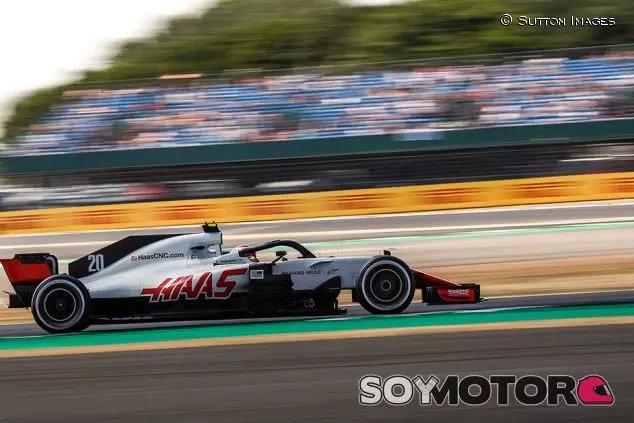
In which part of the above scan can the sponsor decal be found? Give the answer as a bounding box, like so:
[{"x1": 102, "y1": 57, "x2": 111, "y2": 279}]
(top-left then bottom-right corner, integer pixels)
[
  {"x1": 510, "y1": 181, "x2": 579, "y2": 199},
  {"x1": 419, "y1": 187, "x2": 481, "y2": 205},
  {"x1": 155, "y1": 204, "x2": 216, "y2": 222},
  {"x1": 602, "y1": 177, "x2": 634, "y2": 194},
  {"x1": 243, "y1": 199, "x2": 299, "y2": 216},
  {"x1": 444, "y1": 289, "x2": 471, "y2": 298},
  {"x1": 359, "y1": 374, "x2": 614, "y2": 407},
  {"x1": 250, "y1": 269, "x2": 264, "y2": 280},
  {"x1": 73, "y1": 209, "x2": 125, "y2": 226},
  {"x1": 141, "y1": 268, "x2": 247, "y2": 302},
  {"x1": 282, "y1": 270, "x2": 321, "y2": 276},
  {"x1": 327, "y1": 268, "x2": 340, "y2": 275},
  {"x1": 131, "y1": 252, "x2": 186, "y2": 262},
  {"x1": 436, "y1": 287, "x2": 476, "y2": 303},
  {"x1": 333, "y1": 193, "x2": 388, "y2": 211},
  {"x1": 2, "y1": 215, "x2": 45, "y2": 231},
  {"x1": 215, "y1": 258, "x2": 244, "y2": 265}
]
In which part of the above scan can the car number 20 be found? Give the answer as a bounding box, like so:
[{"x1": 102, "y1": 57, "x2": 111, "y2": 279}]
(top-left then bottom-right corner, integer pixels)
[{"x1": 88, "y1": 254, "x2": 105, "y2": 272}]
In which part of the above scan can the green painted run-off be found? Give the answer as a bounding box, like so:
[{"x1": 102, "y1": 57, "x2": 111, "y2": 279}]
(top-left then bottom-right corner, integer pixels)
[{"x1": 1, "y1": 303, "x2": 633, "y2": 351}]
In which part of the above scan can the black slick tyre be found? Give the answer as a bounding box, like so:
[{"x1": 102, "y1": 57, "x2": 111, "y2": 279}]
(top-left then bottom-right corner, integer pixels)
[
  {"x1": 31, "y1": 275, "x2": 91, "y2": 334},
  {"x1": 355, "y1": 256, "x2": 415, "y2": 314}
]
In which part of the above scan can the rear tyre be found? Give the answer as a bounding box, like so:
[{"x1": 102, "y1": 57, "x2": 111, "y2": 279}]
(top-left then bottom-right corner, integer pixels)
[
  {"x1": 31, "y1": 275, "x2": 91, "y2": 334},
  {"x1": 356, "y1": 257, "x2": 415, "y2": 314}
]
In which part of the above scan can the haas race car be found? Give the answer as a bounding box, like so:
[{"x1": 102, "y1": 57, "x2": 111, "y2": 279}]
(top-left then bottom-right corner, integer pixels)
[{"x1": 1, "y1": 223, "x2": 481, "y2": 333}]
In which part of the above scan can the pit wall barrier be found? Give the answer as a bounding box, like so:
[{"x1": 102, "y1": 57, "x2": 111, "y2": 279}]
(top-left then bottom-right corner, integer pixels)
[{"x1": 2, "y1": 172, "x2": 634, "y2": 235}]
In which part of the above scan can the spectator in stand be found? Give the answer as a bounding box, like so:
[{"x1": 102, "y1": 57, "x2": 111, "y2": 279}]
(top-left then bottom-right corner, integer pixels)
[{"x1": 6, "y1": 52, "x2": 634, "y2": 156}]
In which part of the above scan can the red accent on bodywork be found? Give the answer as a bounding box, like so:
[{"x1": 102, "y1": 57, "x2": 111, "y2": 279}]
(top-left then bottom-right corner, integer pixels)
[
  {"x1": 0, "y1": 258, "x2": 52, "y2": 285},
  {"x1": 141, "y1": 272, "x2": 218, "y2": 302},
  {"x1": 182, "y1": 272, "x2": 211, "y2": 300},
  {"x1": 201, "y1": 272, "x2": 215, "y2": 299},
  {"x1": 437, "y1": 288, "x2": 477, "y2": 303},
  {"x1": 141, "y1": 269, "x2": 243, "y2": 303},
  {"x1": 161, "y1": 276, "x2": 186, "y2": 301},
  {"x1": 141, "y1": 277, "x2": 173, "y2": 302},
  {"x1": 411, "y1": 269, "x2": 461, "y2": 288},
  {"x1": 169, "y1": 277, "x2": 187, "y2": 301},
  {"x1": 215, "y1": 268, "x2": 246, "y2": 299}
]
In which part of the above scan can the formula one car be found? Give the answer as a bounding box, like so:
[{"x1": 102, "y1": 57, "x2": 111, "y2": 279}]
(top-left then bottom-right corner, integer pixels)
[{"x1": 1, "y1": 223, "x2": 481, "y2": 333}]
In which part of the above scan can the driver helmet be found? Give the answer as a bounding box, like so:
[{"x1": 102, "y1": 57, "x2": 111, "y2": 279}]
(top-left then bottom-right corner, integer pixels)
[{"x1": 236, "y1": 244, "x2": 259, "y2": 262}]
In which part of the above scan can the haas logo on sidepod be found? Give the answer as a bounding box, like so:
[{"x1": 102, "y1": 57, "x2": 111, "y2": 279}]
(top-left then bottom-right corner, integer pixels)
[{"x1": 141, "y1": 268, "x2": 246, "y2": 303}]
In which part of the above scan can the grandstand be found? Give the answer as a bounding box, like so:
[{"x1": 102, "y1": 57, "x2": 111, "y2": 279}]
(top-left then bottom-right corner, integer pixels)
[{"x1": 5, "y1": 51, "x2": 634, "y2": 156}]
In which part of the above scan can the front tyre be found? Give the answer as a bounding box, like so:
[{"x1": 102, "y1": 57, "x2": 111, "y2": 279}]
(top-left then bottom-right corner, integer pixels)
[
  {"x1": 31, "y1": 275, "x2": 91, "y2": 334},
  {"x1": 356, "y1": 257, "x2": 415, "y2": 314}
]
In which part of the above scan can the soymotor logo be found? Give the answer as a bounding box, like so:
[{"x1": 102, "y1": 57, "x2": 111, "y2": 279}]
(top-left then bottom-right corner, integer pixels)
[
  {"x1": 131, "y1": 252, "x2": 186, "y2": 262},
  {"x1": 359, "y1": 374, "x2": 614, "y2": 407}
]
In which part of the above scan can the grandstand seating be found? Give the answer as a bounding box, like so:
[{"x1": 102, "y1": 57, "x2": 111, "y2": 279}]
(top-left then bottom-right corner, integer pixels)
[{"x1": 7, "y1": 54, "x2": 634, "y2": 155}]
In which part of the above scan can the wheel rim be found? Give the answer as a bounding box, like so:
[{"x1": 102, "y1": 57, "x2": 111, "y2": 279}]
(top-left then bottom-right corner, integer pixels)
[
  {"x1": 369, "y1": 269, "x2": 403, "y2": 304},
  {"x1": 361, "y1": 260, "x2": 413, "y2": 312},
  {"x1": 42, "y1": 288, "x2": 77, "y2": 323},
  {"x1": 33, "y1": 279, "x2": 87, "y2": 331}
]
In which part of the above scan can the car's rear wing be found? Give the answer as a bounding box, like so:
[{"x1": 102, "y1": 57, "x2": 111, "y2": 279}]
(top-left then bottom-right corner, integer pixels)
[{"x1": 0, "y1": 253, "x2": 59, "y2": 308}]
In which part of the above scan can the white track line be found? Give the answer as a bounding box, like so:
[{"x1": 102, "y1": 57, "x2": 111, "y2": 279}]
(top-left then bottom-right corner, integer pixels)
[
  {"x1": 490, "y1": 288, "x2": 634, "y2": 299},
  {"x1": 1, "y1": 216, "x2": 633, "y2": 250},
  {"x1": 224, "y1": 199, "x2": 634, "y2": 224},
  {"x1": 2, "y1": 199, "x2": 634, "y2": 239}
]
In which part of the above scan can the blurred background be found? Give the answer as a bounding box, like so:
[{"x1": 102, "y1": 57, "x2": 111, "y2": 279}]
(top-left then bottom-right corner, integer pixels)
[
  {"x1": 1, "y1": 0, "x2": 634, "y2": 211},
  {"x1": 2, "y1": 5, "x2": 634, "y2": 421}
]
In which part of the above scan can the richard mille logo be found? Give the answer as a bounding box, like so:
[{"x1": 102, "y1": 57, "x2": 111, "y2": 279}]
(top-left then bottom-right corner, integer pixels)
[{"x1": 282, "y1": 270, "x2": 321, "y2": 276}]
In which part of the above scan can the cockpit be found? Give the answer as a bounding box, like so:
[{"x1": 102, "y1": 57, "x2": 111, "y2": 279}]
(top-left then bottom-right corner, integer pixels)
[
  {"x1": 196, "y1": 223, "x2": 317, "y2": 264},
  {"x1": 230, "y1": 245, "x2": 260, "y2": 262},
  {"x1": 236, "y1": 240, "x2": 316, "y2": 261}
]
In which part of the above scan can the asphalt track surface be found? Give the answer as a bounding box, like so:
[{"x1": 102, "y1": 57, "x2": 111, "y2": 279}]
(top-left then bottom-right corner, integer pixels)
[
  {"x1": 0, "y1": 324, "x2": 632, "y2": 423},
  {"x1": 4, "y1": 290, "x2": 634, "y2": 337}
]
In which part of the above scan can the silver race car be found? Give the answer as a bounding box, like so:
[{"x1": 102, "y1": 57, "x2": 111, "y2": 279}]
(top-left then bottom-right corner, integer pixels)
[{"x1": 1, "y1": 222, "x2": 481, "y2": 333}]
